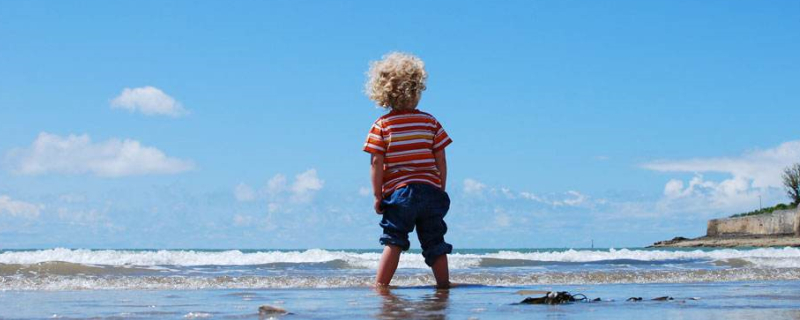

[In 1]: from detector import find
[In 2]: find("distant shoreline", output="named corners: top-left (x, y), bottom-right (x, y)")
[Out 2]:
top-left (649, 235), bottom-right (800, 248)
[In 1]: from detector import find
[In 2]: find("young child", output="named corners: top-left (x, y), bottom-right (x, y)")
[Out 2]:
top-left (363, 52), bottom-right (453, 288)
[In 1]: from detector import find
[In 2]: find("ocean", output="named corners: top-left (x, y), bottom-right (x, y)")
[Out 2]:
top-left (1, 247), bottom-right (800, 319)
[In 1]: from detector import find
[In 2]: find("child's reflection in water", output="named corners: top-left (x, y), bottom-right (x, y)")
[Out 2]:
top-left (375, 286), bottom-right (450, 320)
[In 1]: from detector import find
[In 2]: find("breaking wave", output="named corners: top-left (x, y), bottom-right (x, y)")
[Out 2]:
top-left (2, 268), bottom-right (800, 291)
top-left (2, 247), bottom-right (800, 269)
top-left (2, 248), bottom-right (800, 290)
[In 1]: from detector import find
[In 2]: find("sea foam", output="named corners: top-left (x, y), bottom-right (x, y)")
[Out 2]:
top-left (1, 247), bottom-right (800, 269)
top-left (3, 268), bottom-right (800, 291)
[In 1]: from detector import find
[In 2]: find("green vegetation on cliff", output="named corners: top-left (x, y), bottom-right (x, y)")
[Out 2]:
top-left (730, 203), bottom-right (798, 218)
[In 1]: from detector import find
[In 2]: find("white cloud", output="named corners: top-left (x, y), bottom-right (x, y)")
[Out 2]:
top-left (459, 178), bottom-right (601, 211)
top-left (560, 190), bottom-right (588, 207)
top-left (656, 174), bottom-right (771, 215)
top-left (518, 191), bottom-right (544, 202)
top-left (643, 140), bottom-right (799, 213)
top-left (642, 140), bottom-right (800, 189)
top-left (0, 195), bottom-right (42, 219)
top-left (519, 190), bottom-right (593, 207)
top-left (463, 178), bottom-right (487, 195)
top-left (358, 187), bottom-right (371, 197)
top-left (291, 169), bottom-right (324, 203)
top-left (232, 169), bottom-right (325, 209)
top-left (663, 179), bottom-right (685, 198)
top-left (266, 174), bottom-right (287, 197)
top-left (234, 183), bottom-right (256, 202)
top-left (110, 86), bottom-right (188, 117)
top-left (500, 187), bottom-right (516, 199)
top-left (7, 132), bottom-right (194, 177)
top-left (463, 179), bottom-right (594, 208)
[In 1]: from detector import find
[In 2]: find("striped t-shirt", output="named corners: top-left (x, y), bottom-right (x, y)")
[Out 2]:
top-left (363, 109), bottom-right (453, 196)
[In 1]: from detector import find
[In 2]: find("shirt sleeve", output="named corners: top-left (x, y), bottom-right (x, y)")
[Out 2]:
top-left (363, 119), bottom-right (386, 155)
top-left (432, 119), bottom-right (453, 152)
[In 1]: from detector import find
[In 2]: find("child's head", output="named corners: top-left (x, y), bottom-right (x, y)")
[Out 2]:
top-left (365, 52), bottom-right (427, 111)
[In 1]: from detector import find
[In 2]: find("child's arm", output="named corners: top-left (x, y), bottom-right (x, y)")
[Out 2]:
top-left (370, 153), bottom-right (385, 213)
top-left (434, 149), bottom-right (447, 191)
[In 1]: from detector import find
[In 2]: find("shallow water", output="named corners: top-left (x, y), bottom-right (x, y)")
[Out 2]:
top-left (2, 282), bottom-right (800, 319)
top-left (1, 248), bottom-right (800, 319)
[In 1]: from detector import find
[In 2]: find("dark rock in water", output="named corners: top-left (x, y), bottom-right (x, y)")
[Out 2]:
top-left (650, 236), bottom-right (691, 247)
top-left (652, 296), bottom-right (674, 301)
top-left (591, 298), bottom-right (602, 302)
top-left (258, 305), bottom-right (287, 316)
top-left (519, 291), bottom-right (587, 305)
top-left (626, 296), bottom-right (673, 302)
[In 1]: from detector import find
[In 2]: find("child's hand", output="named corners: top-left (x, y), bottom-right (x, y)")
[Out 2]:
top-left (374, 197), bottom-right (384, 214)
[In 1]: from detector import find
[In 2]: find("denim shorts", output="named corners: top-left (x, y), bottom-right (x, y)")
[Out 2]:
top-left (379, 183), bottom-right (453, 267)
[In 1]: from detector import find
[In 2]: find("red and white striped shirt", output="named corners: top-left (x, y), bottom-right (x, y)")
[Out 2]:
top-left (363, 109), bottom-right (453, 196)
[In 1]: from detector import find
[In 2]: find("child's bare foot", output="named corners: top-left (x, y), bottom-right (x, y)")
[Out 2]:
top-left (436, 281), bottom-right (462, 289)
top-left (373, 282), bottom-right (391, 289)
top-left (435, 282), bottom-right (450, 289)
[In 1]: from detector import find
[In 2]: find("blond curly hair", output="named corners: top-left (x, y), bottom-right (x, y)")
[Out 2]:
top-left (365, 52), bottom-right (427, 111)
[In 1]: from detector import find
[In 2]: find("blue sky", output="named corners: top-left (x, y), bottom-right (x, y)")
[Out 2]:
top-left (0, 1), bottom-right (798, 249)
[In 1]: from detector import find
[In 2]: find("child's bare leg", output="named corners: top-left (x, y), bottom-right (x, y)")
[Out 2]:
top-left (376, 245), bottom-right (402, 286)
top-left (431, 254), bottom-right (450, 288)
